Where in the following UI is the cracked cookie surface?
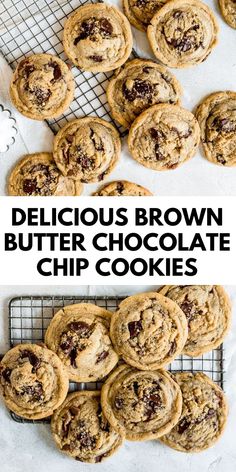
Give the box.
[159,285,231,356]
[128,104,200,170]
[219,0,236,29]
[45,303,119,382]
[0,343,69,420]
[101,364,182,440]
[147,0,218,68]
[93,180,152,196]
[110,292,188,370]
[8,153,83,196]
[160,372,228,452]
[123,0,168,31]
[51,391,123,463]
[63,4,133,72]
[10,53,74,120]
[195,91,236,166]
[53,117,121,182]
[107,58,182,128]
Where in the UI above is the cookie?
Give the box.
[8,153,83,196]
[128,104,200,170]
[123,0,168,31]
[110,292,188,370]
[195,91,236,166]
[63,4,133,73]
[45,303,119,382]
[10,54,74,120]
[53,117,121,182]
[101,364,182,440]
[159,285,231,356]
[107,58,182,129]
[147,0,218,68]
[0,344,69,420]
[219,0,236,29]
[160,372,228,452]
[51,391,123,463]
[93,180,152,196]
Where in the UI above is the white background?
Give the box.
[0,196,236,285]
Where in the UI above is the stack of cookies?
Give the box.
[7,1,236,197]
[0,285,231,462]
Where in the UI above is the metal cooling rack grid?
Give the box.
[8,295,225,423]
[0,0,131,136]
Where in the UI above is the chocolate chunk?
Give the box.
[90,129,104,151]
[95,454,105,463]
[23,179,37,195]
[216,154,226,165]
[171,37,193,52]
[144,390,162,419]
[173,10,183,19]
[213,117,235,133]
[180,299,194,318]
[33,87,51,106]
[69,347,77,368]
[66,134,74,143]
[149,128,163,141]
[96,351,109,363]
[98,172,105,181]
[20,350,41,372]
[177,417,190,434]
[123,79,153,102]
[69,321,91,337]
[70,406,80,416]
[22,382,43,401]
[114,397,124,409]
[98,18,113,37]
[77,432,96,449]
[117,182,124,194]
[133,381,139,396]
[128,320,142,338]
[60,336,74,354]
[48,61,62,81]
[74,17,113,44]
[89,55,103,62]
[77,154,94,170]
[24,64,35,78]
[1,368,12,383]
[205,408,215,420]
[62,412,72,437]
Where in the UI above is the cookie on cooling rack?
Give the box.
[159,285,231,356]
[101,364,182,440]
[147,0,218,68]
[93,180,152,196]
[63,3,133,73]
[160,372,228,452]
[0,343,69,420]
[53,117,121,182]
[51,391,124,463]
[10,53,75,120]
[123,0,169,32]
[45,303,119,382]
[128,104,200,170]
[110,292,188,370]
[8,153,83,196]
[107,58,182,129]
[195,91,236,167]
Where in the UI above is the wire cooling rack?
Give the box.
[0,0,132,136]
[7,295,225,424]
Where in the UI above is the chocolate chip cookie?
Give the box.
[110,292,188,370]
[195,91,236,166]
[147,0,218,68]
[0,344,69,420]
[160,372,228,452]
[123,0,168,31]
[10,54,74,120]
[219,0,236,29]
[128,104,200,170]
[8,153,83,196]
[101,364,182,440]
[159,285,231,356]
[51,391,124,463]
[93,180,152,196]
[107,58,182,128]
[45,303,119,382]
[53,117,121,182]
[63,4,133,72]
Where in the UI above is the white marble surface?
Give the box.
[0,0,236,196]
[0,284,235,472]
